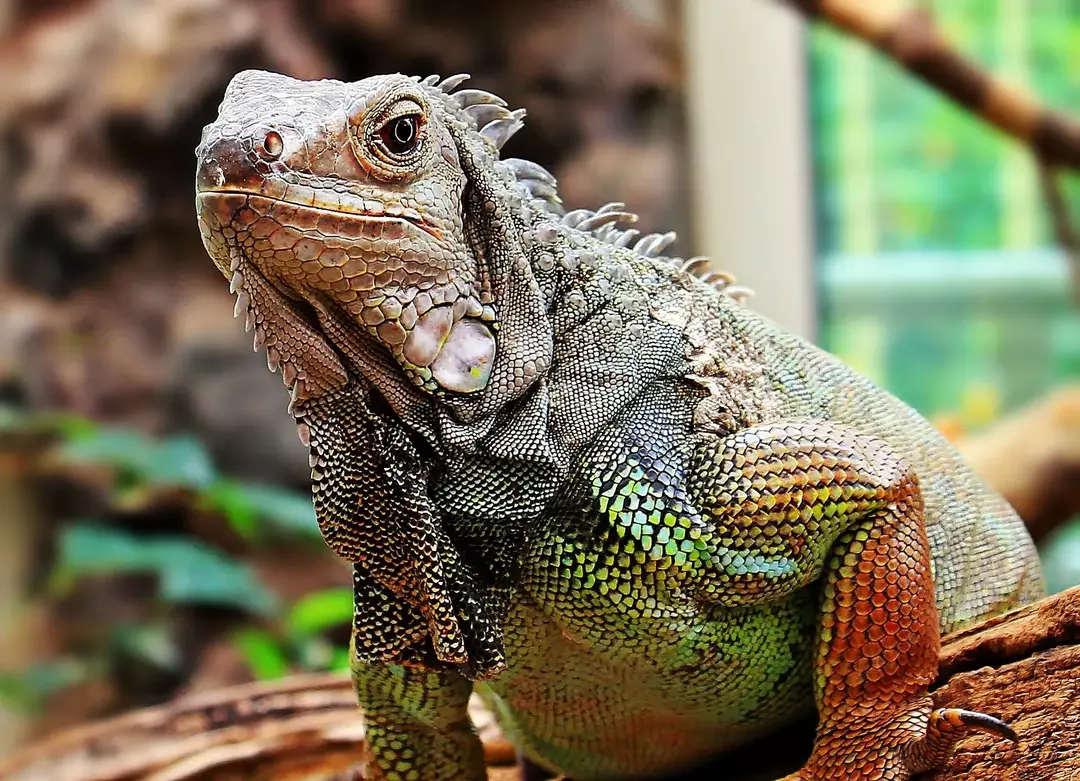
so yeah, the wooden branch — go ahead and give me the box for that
[957,384,1080,543]
[0,673,365,781]
[780,0,1080,172]
[0,671,513,781]
[1038,163,1080,299]
[5,588,1080,780]
[929,585,1080,778]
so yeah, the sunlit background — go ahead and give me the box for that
[0,0,1077,764]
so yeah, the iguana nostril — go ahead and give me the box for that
[195,132,254,193]
[259,130,284,160]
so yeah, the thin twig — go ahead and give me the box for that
[1038,161,1080,300]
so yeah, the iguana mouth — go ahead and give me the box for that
[196,190,445,241]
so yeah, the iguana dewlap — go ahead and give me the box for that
[195,71,1044,781]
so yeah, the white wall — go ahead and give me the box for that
[682,0,815,338]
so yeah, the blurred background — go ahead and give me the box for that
[0,0,1078,765]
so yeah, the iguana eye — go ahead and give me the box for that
[378,115,421,155]
[258,130,283,160]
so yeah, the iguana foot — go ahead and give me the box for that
[780,702,1017,780]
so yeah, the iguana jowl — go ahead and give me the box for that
[195,70,1044,780]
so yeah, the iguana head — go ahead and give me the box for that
[196,70,555,423]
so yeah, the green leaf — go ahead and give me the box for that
[108,623,183,672]
[144,435,216,490]
[59,427,154,471]
[286,588,353,637]
[154,538,276,615]
[55,520,153,574]
[0,406,96,438]
[233,628,290,680]
[202,480,259,538]
[296,636,336,671]
[55,522,277,616]
[328,645,351,672]
[0,404,23,433]
[0,659,89,714]
[211,481,320,538]
[59,428,215,490]
[49,412,99,439]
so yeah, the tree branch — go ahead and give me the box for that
[781,0,1080,172]
[1038,162,1080,298]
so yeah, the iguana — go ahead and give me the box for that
[194,70,1044,781]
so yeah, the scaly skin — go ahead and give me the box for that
[195,71,1044,780]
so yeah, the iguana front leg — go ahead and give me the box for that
[687,421,1015,781]
[293,382,496,781]
[353,659,486,781]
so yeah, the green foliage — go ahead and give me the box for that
[231,588,354,681]
[811,6,1080,447]
[203,480,320,539]
[287,587,353,637]
[50,418,321,541]
[810,3,1080,256]
[233,628,292,680]
[0,406,348,715]
[53,522,277,616]
[60,428,216,492]
[0,659,90,715]
[107,623,185,674]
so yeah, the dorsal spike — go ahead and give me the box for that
[613,228,640,248]
[464,103,513,128]
[594,201,627,215]
[577,211,637,233]
[637,236,663,256]
[703,270,736,288]
[679,256,710,275]
[724,285,754,303]
[504,158,557,186]
[632,233,660,253]
[595,225,617,242]
[560,209,594,228]
[640,231,677,257]
[452,89,508,109]
[521,179,561,203]
[480,116,525,149]
[420,74,441,86]
[438,73,471,92]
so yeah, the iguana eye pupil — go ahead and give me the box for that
[381,115,419,154]
[260,130,283,160]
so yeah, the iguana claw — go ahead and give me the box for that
[780,703,1018,780]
